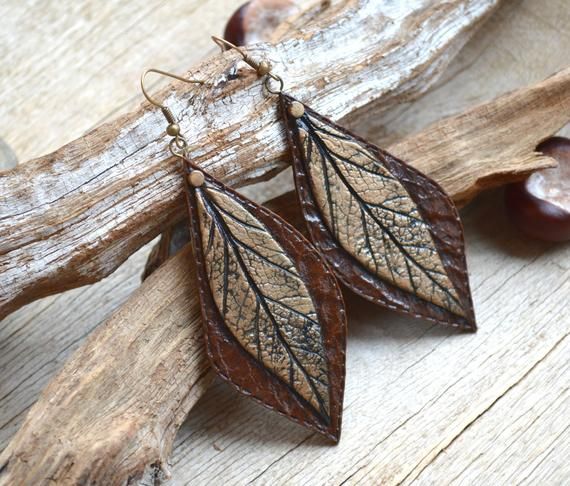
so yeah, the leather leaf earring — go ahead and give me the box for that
[141,69,347,442]
[212,38,476,331]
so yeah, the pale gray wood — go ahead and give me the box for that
[168,193,570,485]
[0,0,244,162]
[0,139,17,170]
[0,0,501,319]
[376,0,570,144]
[411,332,570,485]
[0,0,569,484]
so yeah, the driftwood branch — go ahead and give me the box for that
[0,247,214,485]
[1,70,569,484]
[390,69,570,206]
[0,0,502,320]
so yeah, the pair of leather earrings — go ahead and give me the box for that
[141,38,475,442]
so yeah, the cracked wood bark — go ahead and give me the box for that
[0,0,504,321]
[1,69,569,485]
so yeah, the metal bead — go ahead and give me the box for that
[288,101,305,119]
[166,123,180,137]
[188,170,205,187]
[256,60,271,76]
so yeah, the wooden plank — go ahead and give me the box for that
[167,193,570,484]
[0,0,569,484]
[2,74,569,481]
[410,333,570,485]
[0,0,243,162]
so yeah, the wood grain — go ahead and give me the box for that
[0,245,214,485]
[0,0,244,162]
[0,0,502,320]
[410,332,570,485]
[167,193,570,485]
[2,69,569,483]
[1,0,569,485]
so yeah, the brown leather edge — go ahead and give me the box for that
[182,158,347,442]
[280,93,476,332]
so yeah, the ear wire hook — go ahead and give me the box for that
[141,68,205,157]
[211,36,284,94]
[141,68,204,124]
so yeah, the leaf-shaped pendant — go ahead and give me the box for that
[183,160,346,441]
[280,94,476,331]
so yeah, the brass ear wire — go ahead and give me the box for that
[211,36,284,94]
[141,68,205,157]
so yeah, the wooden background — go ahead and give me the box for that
[0,0,569,484]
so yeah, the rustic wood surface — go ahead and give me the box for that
[0,0,502,319]
[3,66,568,484]
[0,0,569,484]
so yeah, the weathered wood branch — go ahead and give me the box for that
[0,0,502,320]
[0,246,214,485]
[1,70,569,485]
[390,69,570,206]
